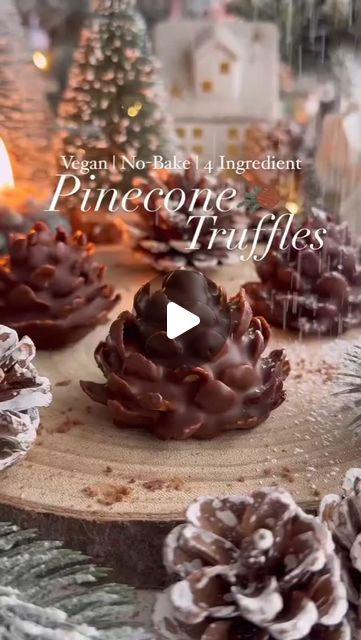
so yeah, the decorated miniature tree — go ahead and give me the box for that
[0,0,56,192]
[58,0,176,201]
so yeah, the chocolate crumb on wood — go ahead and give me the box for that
[83,483,133,506]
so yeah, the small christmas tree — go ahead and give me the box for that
[0,0,56,193]
[58,0,176,202]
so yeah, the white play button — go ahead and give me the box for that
[167,302,200,340]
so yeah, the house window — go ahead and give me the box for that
[220,62,230,74]
[171,83,182,98]
[227,144,239,157]
[228,128,238,139]
[193,128,203,139]
[176,128,185,139]
[202,81,213,93]
[193,145,204,155]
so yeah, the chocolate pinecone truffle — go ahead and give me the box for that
[132,158,242,271]
[0,325,52,470]
[0,222,120,349]
[321,468,361,637]
[244,209,361,336]
[0,205,70,255]
[155,489,350,640]
[81,270,289,440]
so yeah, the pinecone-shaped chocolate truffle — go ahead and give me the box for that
[131,158,242,272]
[321,469,361,637]
[155,489,350,640]
[244,209,361,336]
[0,207,25,255]
[81,269,289,440]
[0,325,52,470]
[0,204,70,255]
[0,222,120,349]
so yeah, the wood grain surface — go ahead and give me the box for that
[0,249,360,587]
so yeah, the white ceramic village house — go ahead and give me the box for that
[154,19,281,163]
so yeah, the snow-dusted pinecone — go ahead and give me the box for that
[0,325,52,470]
[132,158,242,272]
[321,469,361,638]
[81,269,289,440]
[244,209,361,336]
[155,488,350,640]
[0,222,120,349]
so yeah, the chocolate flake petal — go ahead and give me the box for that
[79,381,109,405]
[108,399,155,426]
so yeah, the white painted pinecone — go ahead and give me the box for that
[321,469,361,639]
[155,488,350,640]
[0,325,52,470]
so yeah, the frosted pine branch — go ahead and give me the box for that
[336,344,361,431]
[0,523,153,639]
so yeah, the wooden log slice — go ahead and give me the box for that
[0,250,359,587]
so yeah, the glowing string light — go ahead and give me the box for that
[127,101,143,117]
[286,201,299,215]
[32,51,49,71]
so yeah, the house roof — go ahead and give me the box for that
[155,19,280,121]
[195,24,243,59]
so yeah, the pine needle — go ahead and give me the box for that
[336,345,361,431]
[0,522,153,639]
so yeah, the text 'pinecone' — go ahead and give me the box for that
[244,209,361,336]
[155,489,350,640]
[81,269,289,439]
[0,325,52,470]
[0,222,120,349]
[132,158,242,272]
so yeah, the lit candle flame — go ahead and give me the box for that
[0,138,15,192]
[32,51,49,71]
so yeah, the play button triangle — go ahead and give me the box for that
[167,302,200,340]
